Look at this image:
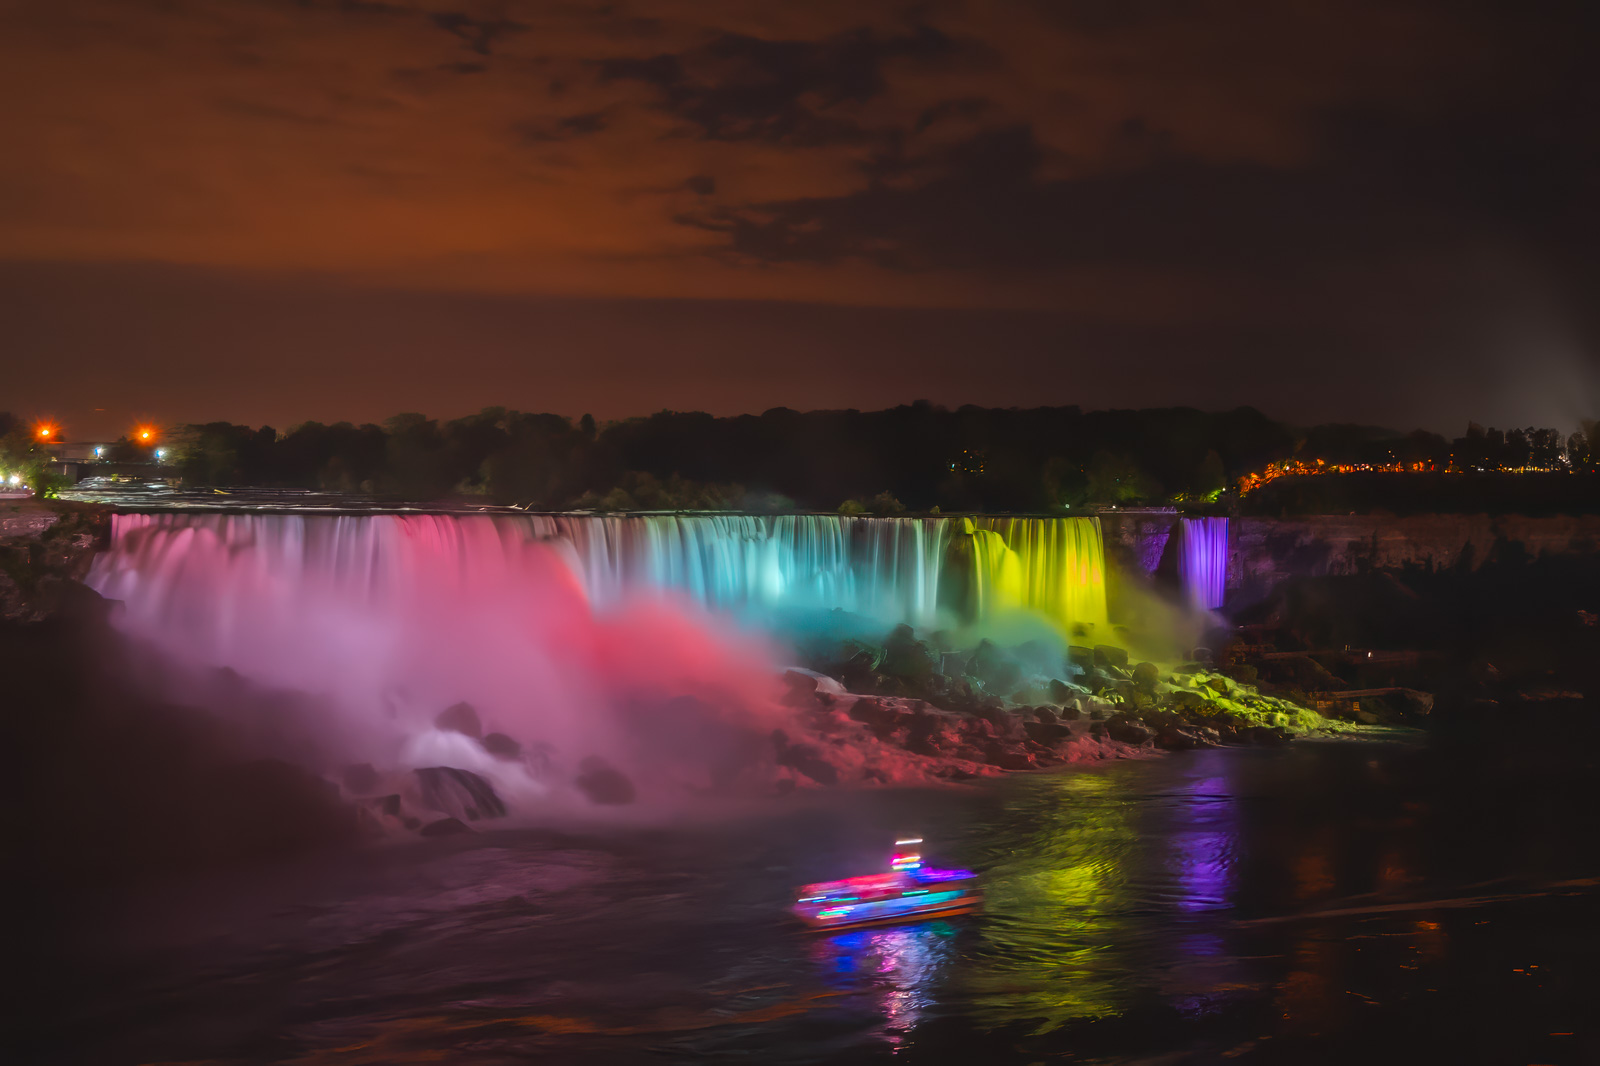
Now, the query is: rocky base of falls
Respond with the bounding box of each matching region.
[754,619,1439,786]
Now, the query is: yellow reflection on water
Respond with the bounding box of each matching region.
[959,771,1139,1029]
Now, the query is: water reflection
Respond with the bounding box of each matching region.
[962,771,1141,1028]
[809,922,960,1047]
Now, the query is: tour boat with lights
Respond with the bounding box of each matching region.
[792,839,983,930]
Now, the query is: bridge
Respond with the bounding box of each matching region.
[51,458,179,483]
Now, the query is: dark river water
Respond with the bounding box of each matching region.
[20,736,1600,1065]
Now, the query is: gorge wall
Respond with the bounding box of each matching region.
[1102,512,1600,614]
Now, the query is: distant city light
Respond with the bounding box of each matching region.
[7,474,18,486]
[94,446,104,457]
[36,424,56,439]
[155,448,166,460]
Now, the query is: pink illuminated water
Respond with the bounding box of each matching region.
[88,513,792,810]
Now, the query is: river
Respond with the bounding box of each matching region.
[18,733,1598,1065]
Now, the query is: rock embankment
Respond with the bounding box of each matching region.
[0,502,109,621]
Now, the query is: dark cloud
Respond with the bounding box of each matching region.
[682,124,1420,273]
[430,10,524,56]
[598,27,955,144]
[517,110,609,143]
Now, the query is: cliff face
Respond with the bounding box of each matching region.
[1101,512,1600,612]
[1229,514,1600,609]
[0,502,111,621]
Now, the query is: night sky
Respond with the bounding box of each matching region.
[3,0,1597,439]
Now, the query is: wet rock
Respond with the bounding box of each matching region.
[782,670,820,705]
[379,794,402,817]
[984,743,1036,771]
[1106,718,1154,745]
[415,766,507,820]
[966,640,1022,694]
[1023,720,1073,745]
[1093,645,1129,669]
[881,624,938,681]
[1033,706,1059,724]
[1132,662,1161,693]
[1067,646,1096,671]
[1167,689,1208,713]
[1048,678,1073,703]
[435,701,482,738]
[1245,725,1291,747]
[481,732,522,759]
[1058,702,1083,721]
[770,730,840,786]
[342,763,378,794]
[1156,726,1210,751]
[973,703,1019,738]
[420,816,472,837]
[574,755,638,804]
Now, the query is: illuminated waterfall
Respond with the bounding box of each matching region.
[1178,517,1229,611]
[94,512,1109,633]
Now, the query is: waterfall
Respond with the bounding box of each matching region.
[1178,517,1229,611]
[92,512,1109,634]
[82,512,1116,804]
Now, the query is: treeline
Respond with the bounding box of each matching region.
[1300,421,1596,471]
[151,404,1297,511]
[6,405,1594,512]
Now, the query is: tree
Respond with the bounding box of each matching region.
[1086,450,1156,504]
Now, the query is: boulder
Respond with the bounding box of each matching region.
[1106,718,1154,745]
[1048,678,1073,703]
[1093,645,1129,669]
[480,732,522,759]
[984,744,1037,771]
[1156,726,1210,751]
[1057,702,1083,721]
[435,701,483,738]
[1023,720,1073,745]
[880,624,938,681]
[966,640,1022,693]
[1033,706,1059,724]
[415,766,507,820]
[420,816,472,837]
[770,730,840,786]
[1245,725,1291,747]
[1131,662,1161,693]
[574,755,638,804]
[782,670,820,705]
[1067,645,1096,670]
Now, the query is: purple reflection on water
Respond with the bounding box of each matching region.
[810,922,958,1048]
[1169,774,1239,915]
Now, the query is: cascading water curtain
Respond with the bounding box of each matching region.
[1178,517,1229,611]
[977,517,1109,634]
[94,512,1112,636]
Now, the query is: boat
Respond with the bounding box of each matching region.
[792,839,983,930]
